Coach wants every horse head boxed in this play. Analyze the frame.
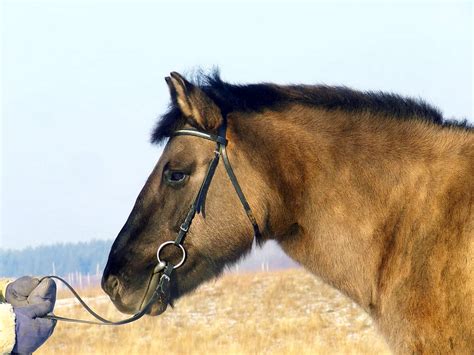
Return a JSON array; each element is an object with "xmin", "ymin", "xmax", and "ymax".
[{"xmin": 101, "ymin": 72, "xmax": 267, "ymax": 315}]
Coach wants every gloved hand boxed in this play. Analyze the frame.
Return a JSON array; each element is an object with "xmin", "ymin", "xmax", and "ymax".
[{"xmin": 5, "ymin": 277, "xmax": 57, "ymax": 354}]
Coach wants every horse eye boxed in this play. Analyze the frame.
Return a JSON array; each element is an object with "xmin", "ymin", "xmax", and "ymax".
[
  {"xmin": 171, "ymin": 172, "xmax": 185, "ymax": 181},
  {"xmin": 164, "ymin": 170, "xmax": 187, "ymax": 184}
]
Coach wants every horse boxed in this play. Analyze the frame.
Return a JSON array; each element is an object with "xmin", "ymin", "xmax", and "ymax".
[{"xmin": 102, "ymin": 71, "xmax": 473, "ymax": 354}]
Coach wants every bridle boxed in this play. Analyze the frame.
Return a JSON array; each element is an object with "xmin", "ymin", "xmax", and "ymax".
[{"xmin": 40, "ymin": 117, "xmax": 261, "ymax": 325}]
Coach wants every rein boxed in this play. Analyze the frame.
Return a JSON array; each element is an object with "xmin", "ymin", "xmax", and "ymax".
[{"xmin": 40, "ymin": 118, "xmax": 261, "ymax": 326}]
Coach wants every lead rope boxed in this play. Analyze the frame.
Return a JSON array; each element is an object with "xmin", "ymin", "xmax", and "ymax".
[
  {"xmin": 39, "ymin": 263, "xmax": 174, "ymax": 326},
  {"xmin": 38, "ymin": 120, "xmax": 261, "ymax": 326}
]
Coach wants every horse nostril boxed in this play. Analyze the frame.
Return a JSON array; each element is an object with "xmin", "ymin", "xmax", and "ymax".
[{"xmin": 103, "ymin": 275, "xmax": 121, "ymax": 300}]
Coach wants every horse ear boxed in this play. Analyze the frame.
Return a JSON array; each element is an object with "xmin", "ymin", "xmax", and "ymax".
[{"xmin": 165, "ymin": 72, "xmax": 223, "ymax": 131}]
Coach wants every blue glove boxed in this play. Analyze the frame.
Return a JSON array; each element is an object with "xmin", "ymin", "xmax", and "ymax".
[{"xmin": 5, "ymin": 277, "xmax": 57, "ymax": 354}]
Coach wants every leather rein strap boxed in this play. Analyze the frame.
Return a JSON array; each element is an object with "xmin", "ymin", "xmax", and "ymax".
[{"xmin": 40, "ymin": 119, "xmax": 261, "ymax": 326}]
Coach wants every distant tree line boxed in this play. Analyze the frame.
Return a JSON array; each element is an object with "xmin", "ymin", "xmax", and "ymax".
[{"xmin": 0, "ymin": 239, "xmax": 113, "ymax": 278}]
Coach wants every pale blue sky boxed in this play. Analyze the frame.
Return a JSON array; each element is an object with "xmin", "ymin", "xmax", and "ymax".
[{"xmin": 1, "ymin": 0, "xmax": 472, "ymax": 249}]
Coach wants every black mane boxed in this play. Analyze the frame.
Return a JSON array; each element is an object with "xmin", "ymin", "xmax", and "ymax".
[{"xmin": 152, "ymin": 71, "xmax": 471, "ymax": 144}]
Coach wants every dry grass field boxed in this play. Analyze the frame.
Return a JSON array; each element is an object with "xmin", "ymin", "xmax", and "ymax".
[{"xmin": 38, "ymin": 269, "xmax": 391, "ymax": 354}]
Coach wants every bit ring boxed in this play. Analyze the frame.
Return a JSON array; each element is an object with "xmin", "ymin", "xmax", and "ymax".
[{"xmin": 157, "ymin": 241, "xmax": 186, "ymax": 269}]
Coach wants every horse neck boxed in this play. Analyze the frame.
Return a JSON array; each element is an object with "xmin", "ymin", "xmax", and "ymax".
[{"xmin": 231, "ymin": 106, "xmax": 469, "ymax": 311}]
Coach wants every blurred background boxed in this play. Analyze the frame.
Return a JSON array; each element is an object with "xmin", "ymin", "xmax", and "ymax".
[{"xmin": 1, "ymin": 0, "xmax": 472, "ymax": 278}]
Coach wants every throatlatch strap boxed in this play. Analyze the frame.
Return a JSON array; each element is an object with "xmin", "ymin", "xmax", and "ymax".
[{"xmin": 221, "ymin": 145, "xmax": 261, "ymax": 239}]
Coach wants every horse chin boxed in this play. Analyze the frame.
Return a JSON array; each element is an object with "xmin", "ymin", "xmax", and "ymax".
[
  {"xmin": 110, "ymin": 293, "xmax": 168, "ymax": 316},
  {"xmin": 137, "ymin": 271, "xmax": 171, "ymax": 316},
  {"xmin": 146, "ymin": 301, "xmax": 169, "ymax": 316},
  {"xmin": 111, "ymin": 297, "xmax": 142, "ymax": 315}
]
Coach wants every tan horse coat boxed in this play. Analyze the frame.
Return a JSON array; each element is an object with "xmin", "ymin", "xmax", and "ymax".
[{"xmin": 103, "ymin": 72, "xmax": 473, "ymax": 354}]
